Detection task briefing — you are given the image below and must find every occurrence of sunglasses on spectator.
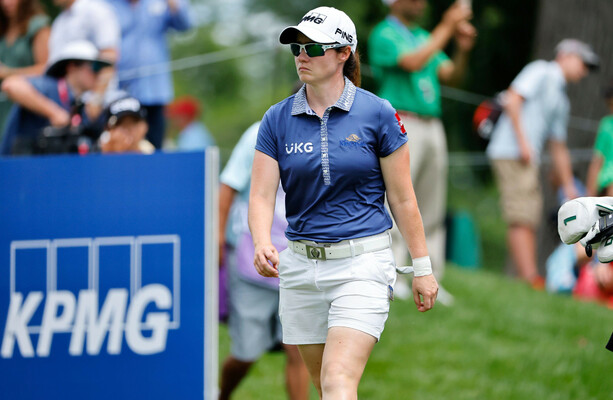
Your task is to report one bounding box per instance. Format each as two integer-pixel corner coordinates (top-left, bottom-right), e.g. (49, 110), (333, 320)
(290, 43), (348, 57)
(91, 62), (107, 73)
(74, 61), (106, 73)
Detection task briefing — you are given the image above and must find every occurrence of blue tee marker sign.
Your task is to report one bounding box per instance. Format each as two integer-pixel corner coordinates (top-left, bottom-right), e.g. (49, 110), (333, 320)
(0, 151), (219, 399)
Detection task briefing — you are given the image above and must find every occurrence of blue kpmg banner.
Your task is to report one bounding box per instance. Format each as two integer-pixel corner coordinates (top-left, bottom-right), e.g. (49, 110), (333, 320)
(0, 151), (219, 399)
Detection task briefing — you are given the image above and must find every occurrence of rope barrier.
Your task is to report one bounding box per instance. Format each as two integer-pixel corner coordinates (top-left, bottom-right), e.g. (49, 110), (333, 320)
(448, 148), (594, 168)
(0, 41), (603, 163)
(118, 42), (601, 133)
(0, 40), (604, 134)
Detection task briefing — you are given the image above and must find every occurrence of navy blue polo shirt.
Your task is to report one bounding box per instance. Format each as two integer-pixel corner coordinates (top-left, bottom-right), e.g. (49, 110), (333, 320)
(256, 78), (408, 242)
(0, 75), (74, 155)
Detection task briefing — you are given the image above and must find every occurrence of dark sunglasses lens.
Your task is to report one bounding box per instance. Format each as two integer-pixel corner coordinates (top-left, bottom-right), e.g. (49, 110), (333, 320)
(290, 44), (301, 56)
(91, 62), (105, 73)
(305, 44), (325, 57)
(290, 43), (326, 57)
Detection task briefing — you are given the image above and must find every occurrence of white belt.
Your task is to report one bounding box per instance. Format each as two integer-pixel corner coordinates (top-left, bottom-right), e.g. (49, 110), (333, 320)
(287, 231), (391, 260)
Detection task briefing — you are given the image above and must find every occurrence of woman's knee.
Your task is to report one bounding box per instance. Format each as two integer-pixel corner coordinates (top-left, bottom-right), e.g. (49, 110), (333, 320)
(321, 361), (358, 394)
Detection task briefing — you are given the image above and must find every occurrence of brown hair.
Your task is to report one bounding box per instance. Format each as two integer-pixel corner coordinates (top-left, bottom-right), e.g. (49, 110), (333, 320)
(0, 0), (45, 37)
(338, 48), (361, 87)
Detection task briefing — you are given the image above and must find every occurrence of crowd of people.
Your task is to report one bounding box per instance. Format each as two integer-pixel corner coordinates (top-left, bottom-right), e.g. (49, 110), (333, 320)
(2, 0), (612, 398)
(0, 0), (215, 155)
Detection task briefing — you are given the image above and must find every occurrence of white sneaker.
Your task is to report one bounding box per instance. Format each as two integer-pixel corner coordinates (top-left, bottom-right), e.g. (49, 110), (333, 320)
(436, 285), (455, 306)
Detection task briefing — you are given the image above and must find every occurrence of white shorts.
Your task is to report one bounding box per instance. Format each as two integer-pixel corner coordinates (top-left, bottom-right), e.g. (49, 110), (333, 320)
(278, 246), (397, 345)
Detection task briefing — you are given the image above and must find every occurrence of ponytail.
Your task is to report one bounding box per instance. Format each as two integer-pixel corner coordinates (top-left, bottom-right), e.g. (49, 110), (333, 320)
(340, 49), (361, 87)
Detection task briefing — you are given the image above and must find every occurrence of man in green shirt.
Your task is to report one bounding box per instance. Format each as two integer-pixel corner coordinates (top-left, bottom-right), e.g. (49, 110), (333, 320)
(587, 83), (613, 196)
(369, 0), (475, 303)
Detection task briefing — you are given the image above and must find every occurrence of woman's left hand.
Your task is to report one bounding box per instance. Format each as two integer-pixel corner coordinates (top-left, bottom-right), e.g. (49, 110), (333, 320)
(412, 274), (439, 312)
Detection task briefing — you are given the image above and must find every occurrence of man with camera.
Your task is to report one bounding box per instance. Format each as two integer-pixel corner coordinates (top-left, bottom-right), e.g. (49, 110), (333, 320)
(0, 40), (112, 156)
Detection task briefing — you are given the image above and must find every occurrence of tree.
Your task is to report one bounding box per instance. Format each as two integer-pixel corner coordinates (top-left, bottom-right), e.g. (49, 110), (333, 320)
(531, 0), (613, 272)
(533, 0), (613, 151)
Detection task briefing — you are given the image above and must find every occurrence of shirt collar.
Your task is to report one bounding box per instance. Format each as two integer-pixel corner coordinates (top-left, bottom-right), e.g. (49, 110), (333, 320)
(550, 61), (567, 89)
(291, 77), (357, 116)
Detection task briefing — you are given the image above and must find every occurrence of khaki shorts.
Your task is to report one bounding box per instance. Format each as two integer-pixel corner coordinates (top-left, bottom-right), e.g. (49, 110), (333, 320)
(227, 250), (282, 362)
(491, 159), (542, 228)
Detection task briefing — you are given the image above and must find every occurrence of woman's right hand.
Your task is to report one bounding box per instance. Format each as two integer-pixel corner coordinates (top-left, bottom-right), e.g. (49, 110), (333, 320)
(253, 244), (280, 278)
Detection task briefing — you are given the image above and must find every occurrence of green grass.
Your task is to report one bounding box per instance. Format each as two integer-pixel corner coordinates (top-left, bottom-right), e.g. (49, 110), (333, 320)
(218, 266), (613, 400)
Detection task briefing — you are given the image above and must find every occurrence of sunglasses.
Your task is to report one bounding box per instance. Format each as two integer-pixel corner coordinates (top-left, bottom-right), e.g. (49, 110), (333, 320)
(91, 61), (107, 73)
(290, 43), (348, 57)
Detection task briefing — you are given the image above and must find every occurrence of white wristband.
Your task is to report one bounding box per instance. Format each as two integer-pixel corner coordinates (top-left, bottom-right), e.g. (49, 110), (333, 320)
(412, 256), (433, 277)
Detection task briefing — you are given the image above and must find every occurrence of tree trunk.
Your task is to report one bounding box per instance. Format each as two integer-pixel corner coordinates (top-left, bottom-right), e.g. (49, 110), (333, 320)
(533, 0), (613, 274)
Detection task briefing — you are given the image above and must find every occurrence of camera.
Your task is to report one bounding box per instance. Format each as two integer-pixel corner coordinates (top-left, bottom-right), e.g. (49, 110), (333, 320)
(34, 123), (101, 155)
(11, 99), (103, 155)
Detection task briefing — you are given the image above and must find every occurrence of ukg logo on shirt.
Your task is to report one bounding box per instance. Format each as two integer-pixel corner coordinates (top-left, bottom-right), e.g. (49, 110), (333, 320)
(285, 142), (314, 154)
(1, 235), (180, 358)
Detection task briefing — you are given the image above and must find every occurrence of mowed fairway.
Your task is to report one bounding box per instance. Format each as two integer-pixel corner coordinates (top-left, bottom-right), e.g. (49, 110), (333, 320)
(218, 266), (613, 399)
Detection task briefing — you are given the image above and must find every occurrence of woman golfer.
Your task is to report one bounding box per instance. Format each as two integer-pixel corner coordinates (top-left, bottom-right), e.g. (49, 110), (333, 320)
(249, 6), (438, 398)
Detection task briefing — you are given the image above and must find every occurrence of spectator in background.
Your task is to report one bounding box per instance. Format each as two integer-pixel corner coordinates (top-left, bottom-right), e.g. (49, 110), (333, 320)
(218, 121), (310, 400)
(486, 39), (598, 288)
(98, 95), (154, 154)
(49, 0), (120, 120)
(368, 0), (476, 303)
(586, 81), (613, 196)
(0, 40), (111, 155)
(165, 95), (215, 151)
(0, 0), (50, 140)
(106, 0), (191, 150)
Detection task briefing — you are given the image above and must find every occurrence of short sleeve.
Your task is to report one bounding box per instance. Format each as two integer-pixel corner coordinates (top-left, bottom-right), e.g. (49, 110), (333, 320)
(550, 96), (570, 142)
(90, 2), (120, 51)
(432, 51), (450, 70)
(28, 75), (54, 95)
(511, 61), (548, 100)
(255, 108), (278, 160)
(369, 26), (411, 68)
(594, 119), (612, 157)
(549, 114), (568, 142)
(220, 122), (260, 192)
(26, 15), (50, 39)
(377, 99), (408, 157)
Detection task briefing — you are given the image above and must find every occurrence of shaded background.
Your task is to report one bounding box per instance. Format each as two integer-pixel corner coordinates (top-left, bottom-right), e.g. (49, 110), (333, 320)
(39, 0), (613, 273)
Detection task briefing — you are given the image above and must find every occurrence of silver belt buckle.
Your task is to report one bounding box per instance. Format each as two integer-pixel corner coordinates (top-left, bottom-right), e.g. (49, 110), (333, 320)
(305, 244), (327, 260)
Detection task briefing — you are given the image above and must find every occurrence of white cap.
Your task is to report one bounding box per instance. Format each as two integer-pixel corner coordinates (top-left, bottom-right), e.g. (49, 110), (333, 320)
(46, 40), (112, 78)
(555, 38), (599, 70)
(382, 0), (397, 5)
(279, 7), (357, 52)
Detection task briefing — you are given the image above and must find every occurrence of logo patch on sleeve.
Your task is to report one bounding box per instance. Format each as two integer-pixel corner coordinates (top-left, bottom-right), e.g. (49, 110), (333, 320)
(394, 112), (407, 135)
